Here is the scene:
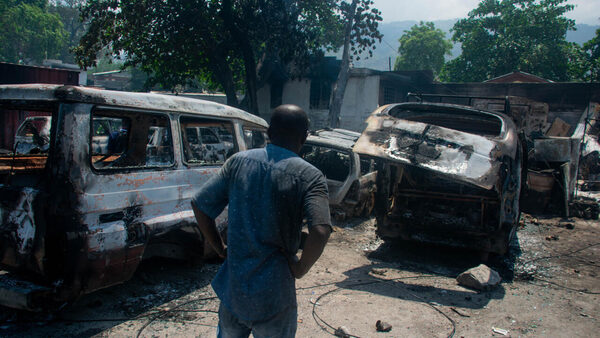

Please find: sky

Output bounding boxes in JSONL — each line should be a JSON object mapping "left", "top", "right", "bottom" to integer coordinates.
{"left": 372, "top": 0, "right": 600, "bottom": 25}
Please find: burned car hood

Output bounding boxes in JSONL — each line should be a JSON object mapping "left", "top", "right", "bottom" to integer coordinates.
{"left": 354, "top": 111, "right": 505, "bottom": 190}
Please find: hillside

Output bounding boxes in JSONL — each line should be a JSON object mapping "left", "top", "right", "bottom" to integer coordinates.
{"left": 346, "top": 20, "right": 599, "bottom": 71}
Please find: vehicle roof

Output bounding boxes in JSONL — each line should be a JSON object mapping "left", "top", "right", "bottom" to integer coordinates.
{"left": 306, "top": 128, "right": 360, "bottom": 150}
{"left": 0, "top": 84, "right": 268, "bottom": 127}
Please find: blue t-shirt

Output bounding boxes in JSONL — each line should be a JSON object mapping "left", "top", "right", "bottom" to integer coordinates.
{"left": 192, "top": 144, "right": 331, "bottom": 321}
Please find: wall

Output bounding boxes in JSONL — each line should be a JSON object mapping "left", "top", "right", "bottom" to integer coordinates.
{"left": 257, "top": 77, "right": 380, "bottom": 131}
{"left": 0, "top": 62, "right": 80, "bottom": 85}
{"left": 339, "top": 75, "right": 380, "bottom": 131}
{"left": 416, "top": 82, "right": 600, "bottom": 111}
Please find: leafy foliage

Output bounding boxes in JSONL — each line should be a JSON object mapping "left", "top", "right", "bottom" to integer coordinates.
{"left": 583, "top": 28, "right": 600, "bottom": 81}
{"left": 0, "top": 0, "right": 67, "bottom": 63}
{"left": 74, "top": 0, "right": 341, "bottom": 111}
{"left": 328, "top": 0, "right": 382, "bottom": 128}
{"left": 440, "top": 0, "right": 576, "bottom": 82}
{"left": 393, "top": 21, "right": 452, "bottom": 75}
{"left": 49, "top": 0, "right": 87, "bottom": 63}
{"left": 342, "top": 0, "right": 383, "bottom": 61}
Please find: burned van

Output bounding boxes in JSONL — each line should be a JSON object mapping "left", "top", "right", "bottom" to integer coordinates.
{"left": 300, "top": 129, "right": 377, "bottom": 220}
{"left": 0, "top": 84, "right": 268, "bottom": 310}
{"left": 354, "top": 103, "right": 523, "bottom": 255}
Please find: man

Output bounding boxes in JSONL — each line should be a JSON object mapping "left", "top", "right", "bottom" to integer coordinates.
{"left": 192, "top": 104, "right": 332, "bottom": 337}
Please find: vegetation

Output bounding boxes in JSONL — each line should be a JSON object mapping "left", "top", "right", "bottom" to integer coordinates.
{"left": 73, "top": 0, "right": 347, "bottom": 112}
{"left": 393, "top": 21, "right": 452, "bottom": 76}
{"left": 583, "top": 28, "right": 600, "bottom": 81}
{"left": 440, "top": 0, "right": 578, "bottom": 82}
{"left": 329, "top": 0, "right": 382, "bottom": 127}
{"left": 0, "top": 0, "right": 66, "bottom": 63}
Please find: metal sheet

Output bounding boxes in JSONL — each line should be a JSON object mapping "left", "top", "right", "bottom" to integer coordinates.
{"left": 354, "top": 114, "right": 500, "bottom": 190}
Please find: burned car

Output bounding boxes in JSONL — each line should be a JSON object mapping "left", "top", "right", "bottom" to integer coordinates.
{"left": 300, "top": 129, "right": 377, "bottom": 219}
{"left": 354, "top": 103, "right": 523, "bottom": 255}
{"left": 0, "top": 84, "right": 268, "bottom": 310}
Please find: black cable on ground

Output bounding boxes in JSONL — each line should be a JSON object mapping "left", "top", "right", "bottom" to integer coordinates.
{"left": 135, "top": 295, "right": 218, "bottom": 338}
{"left": 527, "top": 277, "right": 600, "bottom": 295}
{"left": 310, "top": 274, "right": 455, "bottom": 338}
{"left": 521, "top": 242, "right": 600, "bottom": 265}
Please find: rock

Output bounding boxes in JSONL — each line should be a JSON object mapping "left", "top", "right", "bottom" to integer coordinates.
{"left": 376, "top": 320, "right": 392, "bottom": 332}
{"left": 334, "top": 326, "right": 351, "bottom": 337}
{"left": 457, "top": 264, "right": 502, "bottom": 291}
{"left": 371, "top": 268, "right": 387, "bottom": 276}
{"left": 545, "top": 235, "right": 559, "bottom": 241}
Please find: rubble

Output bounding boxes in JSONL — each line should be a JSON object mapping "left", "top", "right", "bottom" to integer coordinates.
{"left": 334, "top": 326, "right": 351, "bottom": 337}
{"left": 375, "top": 320, "right": 392, "bottom": 332}
{"left": 456, "top": 264, "right": 502, "bottom": 291}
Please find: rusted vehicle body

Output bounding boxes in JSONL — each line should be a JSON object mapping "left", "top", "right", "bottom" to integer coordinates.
{"left": 0, "top": 84, "right": 268, "bottom": 310}
{"left": 354, "top": 103, "right": 522, "bottom": 254}
{"left": 300, "top": 129, "right": 377, "bottom": 220}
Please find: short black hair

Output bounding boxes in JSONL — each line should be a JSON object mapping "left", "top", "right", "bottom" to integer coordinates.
{"left": 268, "top": 104, "right": 309, "bottom": 142}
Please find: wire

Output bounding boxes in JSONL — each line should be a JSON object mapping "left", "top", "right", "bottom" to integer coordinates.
{"left": 521, "top": 242, "right": 600, "bottom": 265}
{"left": 135, "top": 295, "right": 218, "bottom": 338}
{"left": 527, "top": 277, "right": 600, "bottom": 295}
{"left": 310, "top": 274, "right": 455, "bottom": 338}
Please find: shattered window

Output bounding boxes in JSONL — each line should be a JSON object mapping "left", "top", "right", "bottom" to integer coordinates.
{"left": 309, "top": 79, "right": 331, "bottom": 110}
{"left": 0, "top": 105, "right": 54, "bottom": 179}
{"left": 243, "top": 127, "right": 268, "bottom": 149}
{"left": 180, "top": 116, "right": 236, "bottom": 165}
{"left": 300, "top": 144, "right": 350, "bottom": 181}
{"left": 359, "top": 156, "right": 374, "bottom": 175}
{"left": 91, "top": 110, "right": 174, "bottom": 169}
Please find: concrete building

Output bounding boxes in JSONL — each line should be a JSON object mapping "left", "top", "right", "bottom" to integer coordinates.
{"left": 255, "top": 59, "right": 430, "bottom": 131}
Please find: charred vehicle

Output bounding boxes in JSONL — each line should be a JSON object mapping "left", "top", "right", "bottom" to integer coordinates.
{"left": 300, "top": 129, "right": 377, "bottom": 220}
{"left": 0, "top": 84, "right": 268, "bottom": 310}
{"left": 354, "top": 103, "right": 522, "bottom": 254}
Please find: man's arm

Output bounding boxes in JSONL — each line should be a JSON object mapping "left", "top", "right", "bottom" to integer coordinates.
{"left": 192, "top": 202, "right": 226, "bottom": 259}
{"left": 289, "top": 224, "right": 331, "bottom": 279}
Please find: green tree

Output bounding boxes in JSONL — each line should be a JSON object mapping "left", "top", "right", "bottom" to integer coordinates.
{"left": 328, "top": 0, "right": 382, "bottom": 128}
{"left": 74, "top": 0, "right": 340, "bottom": 113}
{"left": 50, "top": 0, "right": 87, "bottom": 63}
{"left": 0, "top": 0, "right": 67, "bottom": 63}
{"left": 583, "top": 28, "right": 600, "bottom": 81}
{"left": 393, "top": 21, "right": 452, "bottom": 75}
{"left": 440, "top": 0, "right": 576, "bottom": 82}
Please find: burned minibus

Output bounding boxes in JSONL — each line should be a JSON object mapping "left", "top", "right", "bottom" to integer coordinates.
{"left": 354, "top": 102, "right": 523, "bottom": 255}
{"left": 0, "top": 84, "right": 268, "bottom": 310}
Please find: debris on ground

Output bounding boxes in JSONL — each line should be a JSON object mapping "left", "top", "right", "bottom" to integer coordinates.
{"left": 492, "top": 326, "right": 509, "bottom": 336}
{"left": 375, "top": 320, "right": 392, "bottom": 332}
{"left": 456, "top": 264, "right": 502, "bottom": 291}
{"left": 335, "top": 325, "right": 351, "bottom": 337}
{"left": 450, "top": 307, "right": 471, "bottom": 317}
{"left": 545, "top": 235, "right": 560, "bottom": 241}
{"left": 371, "top": 268, "right": 387, "bottom": 276}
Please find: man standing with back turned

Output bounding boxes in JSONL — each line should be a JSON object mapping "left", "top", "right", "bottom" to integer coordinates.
{"left": 191, "top": 104, "right": 332, "bottom": 337}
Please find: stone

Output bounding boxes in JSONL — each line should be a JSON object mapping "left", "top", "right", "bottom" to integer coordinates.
{"left": 376, "top": 320, "right": 392, "bottom": 332}
{"left": 335, "top": 326, "right": 351, "bottom": 338}
{"left": 457, "top": 264, "right": 502, "bottom": 291}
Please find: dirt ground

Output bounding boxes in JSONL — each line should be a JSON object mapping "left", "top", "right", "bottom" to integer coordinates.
{"left": 1, "top": 213, "right": 599, "bottom": 337}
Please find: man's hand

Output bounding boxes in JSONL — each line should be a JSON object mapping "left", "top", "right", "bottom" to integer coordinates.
{"left": 288, "top": 224, "right": 331, "bottom": 279}
{"left": 192, "top": 203, "right": 227, "bottom": 259}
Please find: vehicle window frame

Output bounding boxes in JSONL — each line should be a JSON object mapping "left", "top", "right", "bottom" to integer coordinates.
{"left": 242, "top": 124, "right": 269, "bottom": 150}
{"left": 89, "top": 106, "right": 176, "bottom": 173}
{"left": 178, "top": 114, "right": 238, "bottom": 167}
{"left": 300, "top": 142, "right": 353, "bottom": 182}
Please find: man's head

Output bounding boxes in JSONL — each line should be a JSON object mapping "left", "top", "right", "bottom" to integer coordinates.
{"left": 268, "top": 104, "right": 309, "bottom": 154}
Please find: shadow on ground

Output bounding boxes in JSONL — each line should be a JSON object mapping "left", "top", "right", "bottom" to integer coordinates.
{"left": 366, "top": 231, "right": 523, "bottom": 281}
{"left": 0, "top": 257, "right": 220, "bottom": 337}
